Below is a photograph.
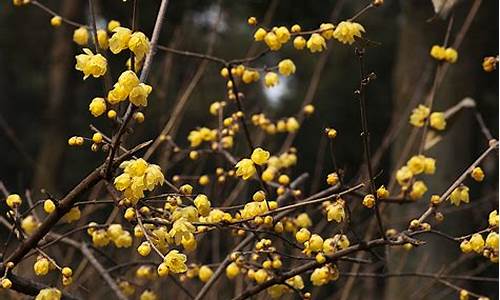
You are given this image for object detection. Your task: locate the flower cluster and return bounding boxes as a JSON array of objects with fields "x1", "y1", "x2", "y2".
[
  {"x1": 409, "y1": 104, "x2": 446, "y2": 130},
  {"x1": 430, "y1": 45, "x2": 458, "y2": 63},
  {"x1": 107, "y1": 70, "x2": 153, "y2": 107},
  {"x1": 395, "y1": 154, "x2": 435, "y2": 188},
  {"x1": 88, "y1": 223, "x2": 133, "y2": 248},
  {"x1": 114, "y1": 158, "x2": 165, "y2": 205},
  {"x1": 235, "y1": 147, "x2": 270, "y2": 180},
  {"x1": 253, "y1": 20, "x2": 365, "y2": 53},
  {"x1": 460, "y1": 212, "x2": 499, "y2": 263},
  {"x1": 449, "y1": 185, "x2": 470, "y2": 206},
  {"x1": 188, "y1": 127, "x2": 218, "y2": 148}
]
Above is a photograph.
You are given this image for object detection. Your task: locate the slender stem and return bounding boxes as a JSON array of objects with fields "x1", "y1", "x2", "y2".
[{"x1": 355, "y1": 48, "x2": 386, "y2": 239}]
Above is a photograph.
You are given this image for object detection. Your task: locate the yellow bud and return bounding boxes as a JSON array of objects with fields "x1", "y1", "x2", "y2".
[
  {"x1": 50, "y1": 16, "x2": 62, "y2": 27},
  {"x1": 43, "y1": 199, "x2": 56, "y2": 214},
  {"x1": 247, "y1": 17, "x2": 257, "y2": 26},
  {"x1": 1, "y1": 278, "x2": 12, "y2": 289},
  {"x1": 92, "y1": 133, "x2": 103, "y2": 144}
]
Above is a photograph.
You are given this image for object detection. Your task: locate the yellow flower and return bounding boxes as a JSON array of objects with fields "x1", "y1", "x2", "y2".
[
  {"x1": 107, "y1": 84, "x2": 129, "y2": 104},
  {"x1": 122, "y1": 158, "x2": 148, "y2": 176},
  {"x1": 114, "y1": 173, "x2": 131, "y2": 191},
  {"x1": 129, "y1": 83, "x2": 153, "y2": 106},
  {"x1": 12, "y1": 0, "x2": 29, "y2": 6},
  {"x1": 242, "y1": 70, "x2": 260, "y2": 84},
  {"x1": 75, "y1": 48, "x2": 107, "y2": 79},
  {"x1": 469, "y1": 233, "x2": 485, "y2": 253},
  {"x1": 50, "y1": 16, "x2": 62, "y2": 27},
  {"x1": 247, "y1": 17, "x2": 257, "y2": 26},
  {"x1": 108, "y1": 20, "x2": 121, "y2": 32},
  {"x1": 362, "y1": 194, "x2": 376, "y2": 208},
  {"x1": 275, "y1": 26, "x2": 290, "y2": 43},
  {"x1": 333, "y1": 21, "x2": 365, "y2": 45},
  {"x1": 444, "y1": 48, "x2": 458, "y2": 63},
  {"x1": 308, "y1": 234, "x2": 324, "y2": 252},
  {"x1": 295, "y1": 213, "x2": 312, "y2": 228},
  {"x1": 291, "y1": 24, "x2": 302, "y2": 33},
  {"x1": 264, "y1": 32, "x2": 281, "y2": 51},
  {"x1": 73, "y1": 26, "x2": 89, "y2": 45},
  {"x1": 489, "y1": 210, "x2": 498, "y2": 227},
  {"x1": 471, "y1": 167, "x2": 485, "y2": 182},
  {"x1": 198, "y1": 266, "x2": 214, "y2": 282},
  {"x1": 409, "y1": 104, "x2": 430, "y2": 127},
  {"x1": 449, "y1": 185, "x2": 469, "y2": 206},
  {"x1": 34, "y1": 258, "x2": 50, "y2": 276},
  {"x1": 21, "y1": 215, "x2": 39, "y2": 235},
  {"x1": 261, "y1": 167, "x2": 276, "y2": 182},
  {"x1": 6, "y1": 194, "x2": 21, "y2": 208},
  {"x1": 118, "y1": 70, "x2": 140, "y2": 92},
  {"x1": 164, "y1": 250, "x2": 187, "y2": 273},
  {"x1": 267, "y1": 285, "x2": 288, "y2": 298},
  {"x1": 194, "y1": 194, "x2": 211, "y2": 216},
  {"x1": 254, "y1": 269, "x2": 268, "y2": 284},
  {"x1": 140, "y1": 290, "x2": 157, "y2": 300},
  {"x1": 62, "y1": 207, "x2": 81, "y2": 223},
  {"x1": 109, "y1": 27, "x2": 132, "y2": 54},
  {"x1": 35, "y1": 288, "x2": 62, "y2": 300},
  {"x1": 251, "y1": 147, "x2": 270, "y2": 165},
  {"x1": 235, "y1": 158, "x2": 256, "y2": 180},
  {"x1": 1, "y1": 278, "x2": 12, "y2": 289},
  {"x1": 429, "y1": 112, "x2": 446, "y2": 130},
  {"x1": 92, "y1": 133, "x2": 103, "y2": 144},
  {"x1": 254, "y1": 28, "x2": 267, "y2": 41},
  {"x1": 295, "y1": 228, "x2": 311, "y2": 243},
  {"x1": 407, "y1": 155, "x2": 426, "y2": 175},
  {"x1": 486, "y1": 232, "x2": 499, "y2": 249},
  {"x1": 293, "y1": 36, "x2": 306, "y2": 50},
  {"x1": 326, "y1": 172, "x2": 339, "y2": 186},
  {"x1": 264, "y1": 72, "x2": 279, "y2": 87},
  {"x1": 89, "y1": 97, "x2": 107, "y2": 117},
  {"x1": 188, "y1": 130, "x2": 203, "y2": 147},
  {"x1": 430, "y1": 45, "x2": 446, "y2": 61},
  {"x1": 424, "y1": 157, "x2": 436, "y2": 174},
  {"x1": 221, "y1": 136, "x2": 234, "y2": 149},
  {"x1": 409, "y1": 181, "x2": 428, "y2": 200},
  {"x1": 157, "y1": 263, "x2": 169, "y2": 277},
  {"x1": 307, "y1": 33, "x2": 326, "y2": 53},
  {"x1": 91, "y1": 229, "x2": 110, "y2": 247},
  {"x1": 169, "y1": 218, "x2": 196, "y2": 245},
  {"x1": 286, "y1": 117, "x2": 300, "y2": 132},
  {"x1": 310, "y1": 266, "x2": 331, "y2": 286},
  {"x1": 377, "y1": 185, "x2": 389, "y2": 199},
  {"x1": 43, "y1": 199, "x2": 56, "y2": 214},
  {"x1": 326, "y1": 201, "x2": 345, "y2": 223},
  {"x1": 460, "y1": 240, "x2": 472, "y2": 253},
  {"x1": 129, "y1": 32, "x2": 150, "y2": 61},
  {"x1": 226, "y1": 262, "x2": 240, "y2": 279},
  {"x1": 320, "y1": 23, "x2": 335, "y2": 39},
  {"x1": 97, "y1": 29, "x2": 109, "y2": 49},
  {"x1": 304, "y1": 104, "x2": 315, "y2": 115},
  {"x1": 323, "y1": 236, "x2": 349, "y2": 255},
  {"x1": 137, "y1": 242, "x2": 151, "y2": 256},
  {"x1": 482, "y1": 56, "x2": 497, "y2": 72},
  {"x1": 278, "y1": 59, "x2": 296, "y2": 76}
]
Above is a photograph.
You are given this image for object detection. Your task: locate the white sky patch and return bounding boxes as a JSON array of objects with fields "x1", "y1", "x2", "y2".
[
  {"x1": 191, "y1": 4, "x2": 228, "y2": 33},
  {"x1": 264, "y1": 76, "x2": 290, "y2": 107}
]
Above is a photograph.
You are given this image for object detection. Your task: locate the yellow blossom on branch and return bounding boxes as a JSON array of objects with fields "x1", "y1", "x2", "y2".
[{"x1": 75, "y1": 48, "x2": 107, "y2": 80}]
